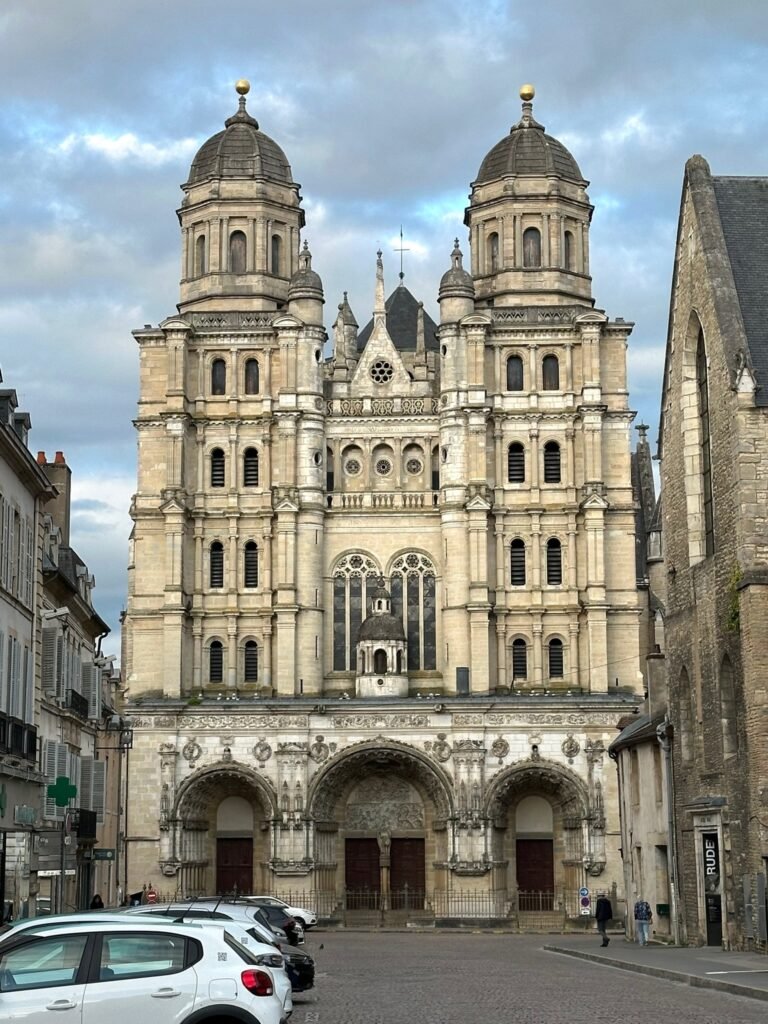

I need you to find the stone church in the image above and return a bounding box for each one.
[123,83,642,918]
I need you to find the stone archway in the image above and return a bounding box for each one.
[171,761,277,897]
[308,739,454,912]
[485,759,590,911]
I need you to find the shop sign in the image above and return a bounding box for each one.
[702,831,720,892]
[14,805,38,826]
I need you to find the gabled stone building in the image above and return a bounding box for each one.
[123,83,642,919]
[655,156,768,948]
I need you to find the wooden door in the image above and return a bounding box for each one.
[216,838,253,895]
[516,839,554,910]
[391,838,425,909]
[345,838,380,908]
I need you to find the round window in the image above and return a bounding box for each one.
[370,360,394,384]
[375,458,392,476]
[312,451,323,467]
[345,459,361,476]
[405,458,422,475]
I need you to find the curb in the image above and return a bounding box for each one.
[544,945,768,1004]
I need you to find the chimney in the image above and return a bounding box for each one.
[40,451,72,545]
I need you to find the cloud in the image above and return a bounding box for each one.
[53,131,200,166]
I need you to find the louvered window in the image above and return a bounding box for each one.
[546,539,562,585]
[506,355,524,391]
[245,359,260,395]
[210,449,225,488]
[542,354,560,390]
[210,542,224,589]
[548,638,564,678]
[211,359,226,395]
[229,231,247,274]
[523,227,541,267]
[543,441,561,483]
[244,640,258,683]
[243,448,259,486]
[80,757,106,824]
[510,540,526,586]
[512,639,528,680]
[244,542,258,588]
[43,739,72,821]
[81,661,101,719]
[507,443,525,483]
[209,641,223,683]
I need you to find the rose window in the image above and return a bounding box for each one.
[370,360,394,384]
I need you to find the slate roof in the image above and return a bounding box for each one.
[187,98,293,186]
[475,107,584,185]
[357,284,439,352]
[609,710,667,756]
[712,177,768,406]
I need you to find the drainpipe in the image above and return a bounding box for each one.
[657,718,681,945]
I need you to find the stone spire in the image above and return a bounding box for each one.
[374,250,386,324]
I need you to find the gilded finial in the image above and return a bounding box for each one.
[520,83,535,101]
[236,79,251,96]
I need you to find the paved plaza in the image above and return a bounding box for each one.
[293,931,768,1024]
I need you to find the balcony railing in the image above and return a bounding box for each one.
[0,713,37,761]
[66,689,89,719]
[326,491,439,511]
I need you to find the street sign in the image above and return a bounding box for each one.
[580,894,591,916]
[579,887,589,898]
[94,849,116,861]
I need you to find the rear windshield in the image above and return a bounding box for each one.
[223,930,258,965]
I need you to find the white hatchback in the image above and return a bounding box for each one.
[0,917,290,1024]
[244,896,318,929]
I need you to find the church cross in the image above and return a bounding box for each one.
[394,225,410,282]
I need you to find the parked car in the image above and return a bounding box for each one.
[191,897,304,945]
[123,903,313,992]
[245,896,318,929]
[0,916,291,1024]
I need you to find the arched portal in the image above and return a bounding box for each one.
[486,759,589,911]
[172,761,276,896]
[308,740,453,911]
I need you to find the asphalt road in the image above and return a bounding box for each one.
[292,931,767,1024]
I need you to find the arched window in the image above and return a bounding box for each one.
[243,448,259,487]
[244,640,258,683]
[512,638,527,680]
[390,552,437,671]
[507,442,525,483]
[543,441,561,483]
[548,638,564,678]
[487,231,500,272]
[546,538,562,585]
[373,649,387,674]
[210,448,225,488]
[326,446,335,493]
[229,230,247,274]
[211,358,226,395]
[563,230,575,271]
[244,541,258,588]
[396,650,402,673]
[431,447,440,491]
[523,227,541,268]
[678,667,693,763]
[506,355,524,391]
[720,655,738,758]
[209,640,223,683]
[542,354,560,391]
[209,542,224,588]
[697,330,714,555]
[271,234,282,275]
[332,554,381,671]
[244,358,260,395]
[510,539,526,586]
[195,234,206,276]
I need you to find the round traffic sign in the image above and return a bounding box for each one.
[579,886,589,897]
[580,896,591,907]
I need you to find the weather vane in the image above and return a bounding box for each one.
[394,225,410,282]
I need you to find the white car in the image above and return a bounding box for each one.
[244,896,318,929]
[125,901,301,944]
[0,916,290,1024]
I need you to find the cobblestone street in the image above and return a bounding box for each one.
[293,932,768,1024]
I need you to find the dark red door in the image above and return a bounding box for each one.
[391,838,425,909]
[345,838,380,908]
[216,838,253,895]
[516,839,554,910]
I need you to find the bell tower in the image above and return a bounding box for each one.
[465,85,594,308]
[178,80,305,314]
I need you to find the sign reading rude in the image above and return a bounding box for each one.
[702,831,720,892]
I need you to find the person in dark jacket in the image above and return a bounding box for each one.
[595,894,613,946]
[89,894,104,910]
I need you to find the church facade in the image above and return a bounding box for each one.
[124,83,642,918]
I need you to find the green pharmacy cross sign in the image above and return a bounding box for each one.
[48,776,77,808]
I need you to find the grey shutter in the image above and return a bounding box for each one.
[41,628,58,696]
[0,630,5,714]
[81,758,106,825]
[81,661,101,719]
[44,740,70,821]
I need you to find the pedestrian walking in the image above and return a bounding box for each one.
[595,893,612,947]
[633,897,653,945]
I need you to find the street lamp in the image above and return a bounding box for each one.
[103,715,134,905]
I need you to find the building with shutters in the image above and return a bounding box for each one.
[123,83,643,922]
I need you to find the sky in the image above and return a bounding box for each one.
[1,0,767,651]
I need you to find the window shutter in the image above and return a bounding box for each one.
[82,661,101,720]
[82,759,106,825]
[44,740,70,821]
[10,638,21,719]
[42,627,58,696]
[0,630,5,713]
[56,635,65,700]
[25,521,34,607]
[68,752,81,807]
[24,645,33,724]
